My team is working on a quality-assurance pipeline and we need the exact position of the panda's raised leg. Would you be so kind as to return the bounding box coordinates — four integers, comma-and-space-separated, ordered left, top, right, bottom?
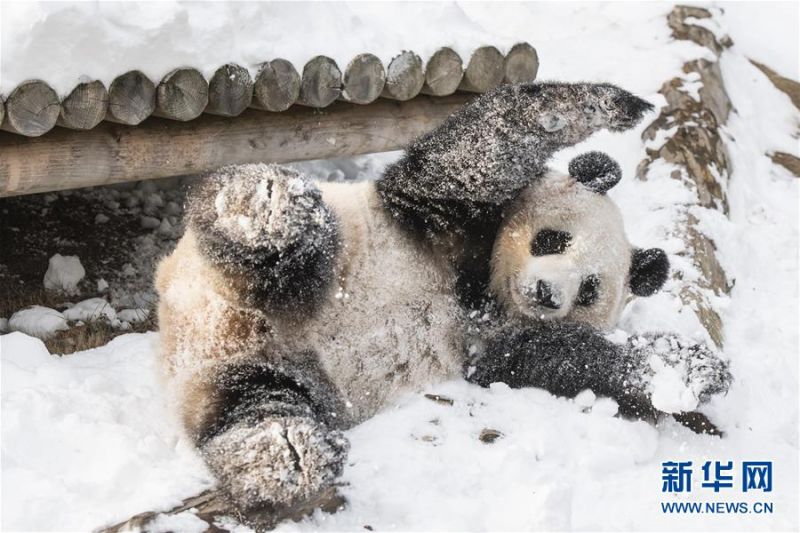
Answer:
186, 164, 339, 312
467, 321, 732, 428
187, 356, 349, 530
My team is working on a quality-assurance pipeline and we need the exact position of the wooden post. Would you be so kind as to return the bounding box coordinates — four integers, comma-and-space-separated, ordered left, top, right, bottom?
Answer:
155, 68, 209, 121
459, 46, 504, 93
382, 51, 425, 101
503, 43, 539, 84
0, 80, 60, 137
106, 70, 156, 125
298, 56, 342, 108
252, 59, 301, 112
57, 80, 108, 130
341, 53, 386, 105
206, 64, 253, 117
421, 47, 463, 96
0, 94, 475, 196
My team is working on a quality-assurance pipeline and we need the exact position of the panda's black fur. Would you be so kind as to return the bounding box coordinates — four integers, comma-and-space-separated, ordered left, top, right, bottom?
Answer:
157, 82, 730, 529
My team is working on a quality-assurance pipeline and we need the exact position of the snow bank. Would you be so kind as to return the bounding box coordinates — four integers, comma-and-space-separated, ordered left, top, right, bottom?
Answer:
0, 2, 511, 95
0, 332, 213, 532
62, 297, 117, 322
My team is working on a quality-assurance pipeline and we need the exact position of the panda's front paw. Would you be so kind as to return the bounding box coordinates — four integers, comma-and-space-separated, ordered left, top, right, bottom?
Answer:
628, 333, 732, 413
202, 415, 349, 528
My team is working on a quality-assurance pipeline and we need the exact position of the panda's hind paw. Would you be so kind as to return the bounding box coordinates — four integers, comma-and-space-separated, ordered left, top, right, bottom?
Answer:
188, 163, 335, 254
202, 415, 349, 527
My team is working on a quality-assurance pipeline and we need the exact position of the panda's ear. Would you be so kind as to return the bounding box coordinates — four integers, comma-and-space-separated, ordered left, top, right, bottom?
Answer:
629, 248, 669, 296
568, 151, 622, 194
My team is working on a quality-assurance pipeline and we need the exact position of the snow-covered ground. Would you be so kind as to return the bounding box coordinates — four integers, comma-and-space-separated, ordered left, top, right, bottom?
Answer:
1, 2, 798, 532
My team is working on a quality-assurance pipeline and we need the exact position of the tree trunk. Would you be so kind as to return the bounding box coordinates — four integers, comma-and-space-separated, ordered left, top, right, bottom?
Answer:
636, 5, 734, 347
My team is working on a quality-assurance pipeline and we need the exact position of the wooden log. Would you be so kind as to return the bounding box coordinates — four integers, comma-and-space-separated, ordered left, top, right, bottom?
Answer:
252, 59, 301, 112
421, 47, 463, 96
382, 51, 425, 101
0, 80, 60, 137
503, 42, 539, 84
57, 80, 108, 130
0, 94, 475, 196
155, 67, 209, 121
298, 56, 342, 108
637, 5, 732, 348
341, 53, 386, 105
106, 70, 156, 125
205, 63, 253, 117
459, 46, 504, 93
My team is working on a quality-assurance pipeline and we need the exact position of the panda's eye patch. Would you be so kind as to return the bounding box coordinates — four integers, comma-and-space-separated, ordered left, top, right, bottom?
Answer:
531, 229, 572, 256
577, 275, 600, 306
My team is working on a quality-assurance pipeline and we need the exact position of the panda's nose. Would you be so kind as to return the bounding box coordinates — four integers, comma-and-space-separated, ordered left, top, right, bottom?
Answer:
536, 280, 561, 309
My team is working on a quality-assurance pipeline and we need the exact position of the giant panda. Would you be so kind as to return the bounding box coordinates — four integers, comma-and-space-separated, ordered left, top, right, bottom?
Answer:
155, 82, 731, 528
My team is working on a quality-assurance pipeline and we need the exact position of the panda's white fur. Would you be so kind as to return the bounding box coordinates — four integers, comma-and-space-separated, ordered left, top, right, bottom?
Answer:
157, 178, 464, 434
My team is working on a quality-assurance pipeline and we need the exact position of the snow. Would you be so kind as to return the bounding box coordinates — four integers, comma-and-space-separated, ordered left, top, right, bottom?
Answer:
7, 306, 68, 339
1, 3, 798, 532
0, 332, 213, 532
42, 253, 85, 294
62, 297, 117, 323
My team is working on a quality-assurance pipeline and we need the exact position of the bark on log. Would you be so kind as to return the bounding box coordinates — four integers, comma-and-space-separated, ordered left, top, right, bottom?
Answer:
341, 53, 386, 104
421, 47, 464, 96
155, 68, 209, 121
106, 70, 156, 125
459, 46, 504, 93
637, 5, 733, 348
57, 80, 108, 130
381, 51, 425, 101
503, 42, 539, 84
206, 63, 253, 117
0, 94, 475, 196
252, 59, 302, 112
298, 56, 342, 108
0, 80, 60, 137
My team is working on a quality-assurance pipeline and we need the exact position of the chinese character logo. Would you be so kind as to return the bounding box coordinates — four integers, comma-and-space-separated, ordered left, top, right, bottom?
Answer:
743, 462, 773, 492
701, 461, 734, 492
662, 461, 693, 493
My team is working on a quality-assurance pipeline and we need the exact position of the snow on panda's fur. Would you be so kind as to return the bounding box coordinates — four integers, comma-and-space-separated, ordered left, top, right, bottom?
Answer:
156, 82, 731, 527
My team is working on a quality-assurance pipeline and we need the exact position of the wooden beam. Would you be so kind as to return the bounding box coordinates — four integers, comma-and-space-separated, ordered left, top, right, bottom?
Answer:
57, 80, 108, 130
459, 46, 504, 93
0, 94, 475, 197
421, 47, 464, 96
205, 63, 253, 117
251, 59, 301, 112
382, 51, 425, 101
1, 80, 61, 137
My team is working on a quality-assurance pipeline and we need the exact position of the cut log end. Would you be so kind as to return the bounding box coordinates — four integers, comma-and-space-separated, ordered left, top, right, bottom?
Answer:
206, 64, 253, 117
252, 59, 301, 112
107, 70, 156, 126
459, 46, 504, 93
504, 42, 539, 84
155, 68, 209, 122
1, 80, 60, 137
421, 47, 463, 96
58, 80, 108, 130
342, 53, 386, 105
298, 56, 342, 108
382, 51, 425, 102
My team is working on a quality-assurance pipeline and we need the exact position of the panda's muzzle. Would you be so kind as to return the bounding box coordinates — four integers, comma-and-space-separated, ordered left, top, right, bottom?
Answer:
534, 280, 561, 309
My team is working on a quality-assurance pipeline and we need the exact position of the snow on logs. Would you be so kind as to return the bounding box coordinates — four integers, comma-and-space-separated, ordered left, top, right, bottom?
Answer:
0, 42, 537, 140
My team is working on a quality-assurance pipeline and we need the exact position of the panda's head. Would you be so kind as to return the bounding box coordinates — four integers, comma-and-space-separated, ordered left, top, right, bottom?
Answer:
490, 151, 669, 331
